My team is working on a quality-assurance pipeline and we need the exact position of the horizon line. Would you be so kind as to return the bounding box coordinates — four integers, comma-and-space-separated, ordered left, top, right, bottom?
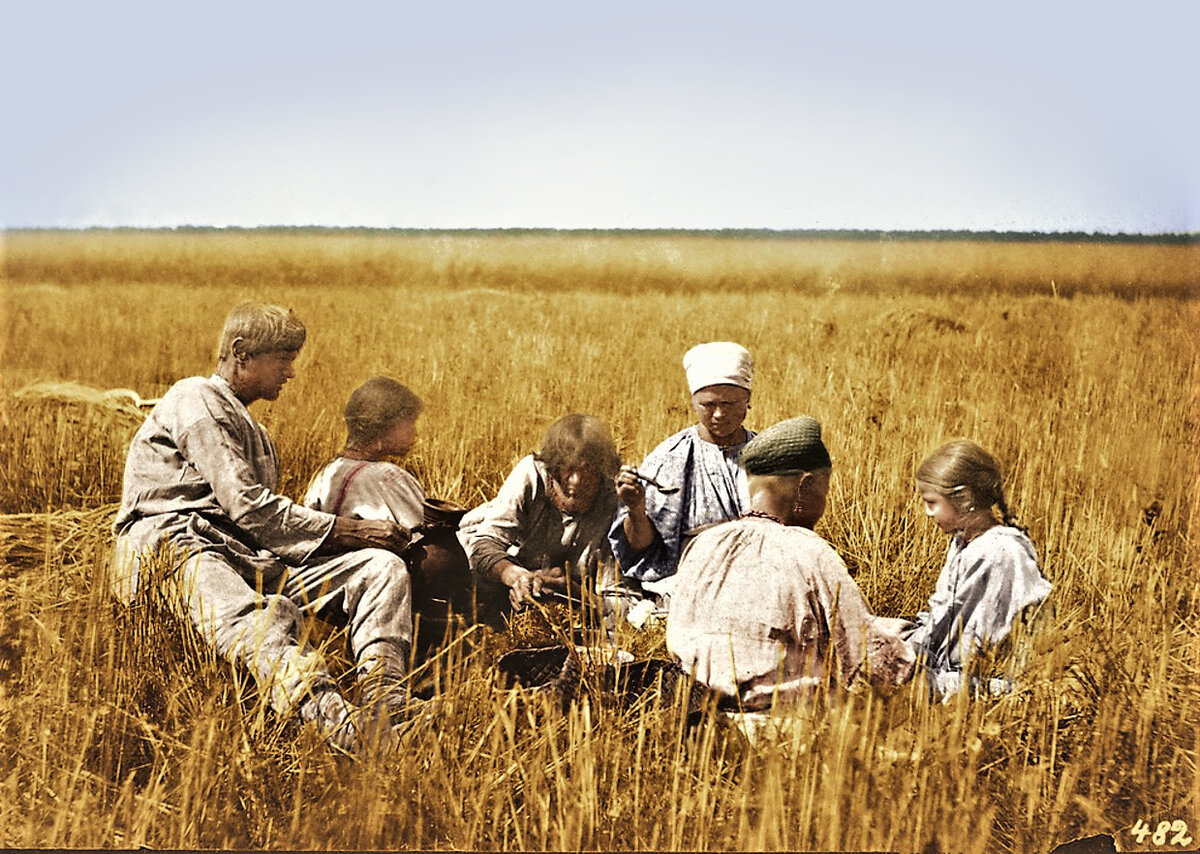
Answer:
5, 224, 1198, 242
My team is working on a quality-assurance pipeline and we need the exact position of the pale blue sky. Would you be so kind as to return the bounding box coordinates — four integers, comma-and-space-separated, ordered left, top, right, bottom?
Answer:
3, 1, 1196, 232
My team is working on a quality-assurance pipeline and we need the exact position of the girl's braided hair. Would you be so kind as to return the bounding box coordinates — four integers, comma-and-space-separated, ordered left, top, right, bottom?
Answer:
915, 439, 1024, 532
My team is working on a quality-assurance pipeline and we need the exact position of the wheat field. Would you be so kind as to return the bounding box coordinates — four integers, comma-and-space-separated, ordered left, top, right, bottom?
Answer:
0, 229, 1197, 851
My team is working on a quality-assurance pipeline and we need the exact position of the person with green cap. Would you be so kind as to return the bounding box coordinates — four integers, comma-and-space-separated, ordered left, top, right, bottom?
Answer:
665, 416, 915, 709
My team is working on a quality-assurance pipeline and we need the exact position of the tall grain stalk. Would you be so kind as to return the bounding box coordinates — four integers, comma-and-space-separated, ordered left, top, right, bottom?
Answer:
0, 230, 1195, 850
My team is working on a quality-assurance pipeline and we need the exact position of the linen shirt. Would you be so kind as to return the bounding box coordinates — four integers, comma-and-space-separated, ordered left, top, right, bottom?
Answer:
304, 458, 426, 530
905, 525, 1051, 677
112, 374, 334, 594
457, 455, 617, 587
666, 516, 915, 710
609, 426, 754, 583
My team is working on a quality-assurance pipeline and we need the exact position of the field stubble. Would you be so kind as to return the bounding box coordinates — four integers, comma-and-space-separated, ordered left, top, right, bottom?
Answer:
0, 230, 1196, 851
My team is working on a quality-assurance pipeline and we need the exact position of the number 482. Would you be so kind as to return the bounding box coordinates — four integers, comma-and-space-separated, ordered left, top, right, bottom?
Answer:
1130, 819, 1193, 847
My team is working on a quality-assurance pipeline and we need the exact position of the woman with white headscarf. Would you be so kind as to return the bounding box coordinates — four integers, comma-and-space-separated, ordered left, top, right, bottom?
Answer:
609, 341, 756, 605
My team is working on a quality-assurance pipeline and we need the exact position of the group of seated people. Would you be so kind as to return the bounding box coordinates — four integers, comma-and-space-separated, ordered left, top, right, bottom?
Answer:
110, 303, 1052, 751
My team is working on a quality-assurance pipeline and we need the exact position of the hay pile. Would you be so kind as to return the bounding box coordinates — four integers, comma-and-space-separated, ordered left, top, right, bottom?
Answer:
11, 381, 158, 427
0, 505, 117, 571
874, 307, 967, 340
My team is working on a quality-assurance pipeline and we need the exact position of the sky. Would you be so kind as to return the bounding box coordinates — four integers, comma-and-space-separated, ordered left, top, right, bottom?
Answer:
3, 1, 1197, 233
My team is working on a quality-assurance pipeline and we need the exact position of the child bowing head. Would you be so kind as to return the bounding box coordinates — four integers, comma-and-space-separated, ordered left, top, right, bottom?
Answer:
906, 439, 1052, 700
914, 439, 1024, 541
535, 413, 621, 516
343, 376, 424, 461
304, 377, 426, 530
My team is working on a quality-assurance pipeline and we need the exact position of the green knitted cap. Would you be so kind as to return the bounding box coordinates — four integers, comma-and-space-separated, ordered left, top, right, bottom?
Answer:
740, 416, 831, 475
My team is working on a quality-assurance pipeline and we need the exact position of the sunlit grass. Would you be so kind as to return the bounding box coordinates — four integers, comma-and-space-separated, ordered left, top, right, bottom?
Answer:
0, 230, 1196, 850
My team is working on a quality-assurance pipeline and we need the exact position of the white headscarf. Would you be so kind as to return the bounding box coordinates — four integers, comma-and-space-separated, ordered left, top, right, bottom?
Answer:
683, 342, 754, 394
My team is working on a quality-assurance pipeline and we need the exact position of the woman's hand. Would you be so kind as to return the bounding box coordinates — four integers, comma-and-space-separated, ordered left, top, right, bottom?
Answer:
616, 465, 657, 552
615, 465, 647, 514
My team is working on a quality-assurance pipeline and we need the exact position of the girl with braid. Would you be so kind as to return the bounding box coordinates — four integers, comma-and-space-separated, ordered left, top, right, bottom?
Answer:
904, 440, 1051, 700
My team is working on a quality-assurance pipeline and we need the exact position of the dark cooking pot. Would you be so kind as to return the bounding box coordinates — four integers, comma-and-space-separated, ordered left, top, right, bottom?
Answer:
421, 497, 468, 529
405, 498, 470, 610
403, 497, 508, 651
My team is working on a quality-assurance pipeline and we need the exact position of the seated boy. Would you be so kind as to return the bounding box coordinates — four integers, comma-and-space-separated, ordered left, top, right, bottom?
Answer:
305, 377, 477, 645
457, 414, 621, 612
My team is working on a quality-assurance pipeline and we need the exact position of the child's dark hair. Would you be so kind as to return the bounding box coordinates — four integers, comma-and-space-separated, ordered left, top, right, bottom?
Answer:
535, 414, 621, 482
915, 440, 1024, 531
344, 377, 423, 445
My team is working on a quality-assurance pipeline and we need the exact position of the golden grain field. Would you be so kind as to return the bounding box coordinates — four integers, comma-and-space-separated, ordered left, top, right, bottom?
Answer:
0, 229, 1197, 851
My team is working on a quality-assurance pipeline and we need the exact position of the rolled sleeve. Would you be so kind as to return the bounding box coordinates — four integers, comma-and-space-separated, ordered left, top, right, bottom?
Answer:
458, 456, 537, 581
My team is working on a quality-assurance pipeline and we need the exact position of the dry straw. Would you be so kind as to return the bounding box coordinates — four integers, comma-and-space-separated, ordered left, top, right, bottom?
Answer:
0, 230, 1195, 851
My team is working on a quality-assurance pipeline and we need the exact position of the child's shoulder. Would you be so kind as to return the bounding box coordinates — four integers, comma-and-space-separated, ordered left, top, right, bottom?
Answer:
987, 524, 1035, 545
966, 525, 1038, 564
359, 458, 410, 475
356, 459, 423, 490
315, 456, 415, 483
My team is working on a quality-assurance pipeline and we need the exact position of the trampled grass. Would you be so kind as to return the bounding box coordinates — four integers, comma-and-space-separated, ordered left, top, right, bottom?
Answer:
0, 229, 1196, 850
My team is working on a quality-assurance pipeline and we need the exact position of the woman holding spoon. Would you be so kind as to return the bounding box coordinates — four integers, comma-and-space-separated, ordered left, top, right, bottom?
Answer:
610, 341, 757, 614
